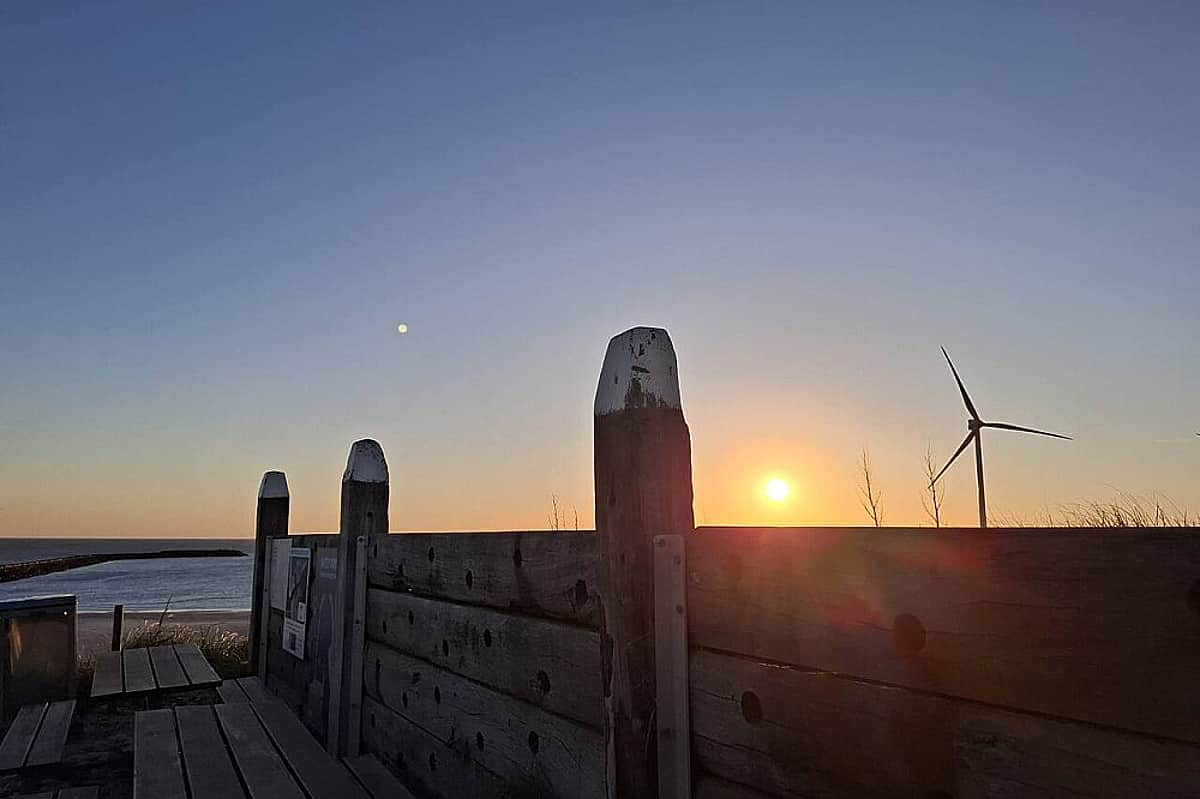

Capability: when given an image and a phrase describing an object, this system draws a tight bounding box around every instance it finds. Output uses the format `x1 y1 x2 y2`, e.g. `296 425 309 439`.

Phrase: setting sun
764 477 790 503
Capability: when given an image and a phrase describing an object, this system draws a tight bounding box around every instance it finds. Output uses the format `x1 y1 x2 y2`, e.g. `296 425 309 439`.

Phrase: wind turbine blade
930 432 975 486
941 347 980 420
982 421 1072 440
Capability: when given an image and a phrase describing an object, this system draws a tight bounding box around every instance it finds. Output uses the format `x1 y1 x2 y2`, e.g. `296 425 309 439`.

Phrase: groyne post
250 471 289 675
330 439 389 756
594 327 695 798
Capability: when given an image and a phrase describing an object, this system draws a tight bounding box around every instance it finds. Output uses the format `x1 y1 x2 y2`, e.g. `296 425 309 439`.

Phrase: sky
1 1 1197 537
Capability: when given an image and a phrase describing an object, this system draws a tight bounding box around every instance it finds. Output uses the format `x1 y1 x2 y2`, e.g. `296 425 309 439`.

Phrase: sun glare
764 477 790 503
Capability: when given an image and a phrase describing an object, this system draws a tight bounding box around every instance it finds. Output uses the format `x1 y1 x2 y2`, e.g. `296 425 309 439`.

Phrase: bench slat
91 651 124 697
134 709 187 799
217 681 250 704
252 694 370 799
176 644 221 687
215 703 304 799
234 676 271 705
123 648 156 694
149 646 189 690
58 788 102 799
24 699 75 767
175 706 244 799
0 702 47 770
343 754 417 799
14 792 54 799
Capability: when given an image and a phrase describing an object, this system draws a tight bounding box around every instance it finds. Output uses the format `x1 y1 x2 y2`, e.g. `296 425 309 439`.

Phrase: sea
0 538 255 612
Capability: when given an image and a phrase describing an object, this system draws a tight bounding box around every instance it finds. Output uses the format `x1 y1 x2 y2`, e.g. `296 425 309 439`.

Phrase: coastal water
0 538 255 611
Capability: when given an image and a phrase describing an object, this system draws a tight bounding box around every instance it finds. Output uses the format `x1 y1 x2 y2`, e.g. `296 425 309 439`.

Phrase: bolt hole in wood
382 619 388 634
465 569 473 588
513 548 523 567
427 546 435 563
476 732 485 750
527 730 540 754
893 613 927 654
411 671 421 685
408 610 414 624
536 669 551 694
375 659 380 685
373 542 378 557
370 713 376 728
442 639 449 656
429 753 437 772
402 691 408 708
434 686 441 704
483 629 492 647
398 561 405 577
574 579 588 606
740 691 763 724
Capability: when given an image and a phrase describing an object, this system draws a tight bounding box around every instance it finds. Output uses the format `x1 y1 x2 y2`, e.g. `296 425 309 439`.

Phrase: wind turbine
931 348 1072 528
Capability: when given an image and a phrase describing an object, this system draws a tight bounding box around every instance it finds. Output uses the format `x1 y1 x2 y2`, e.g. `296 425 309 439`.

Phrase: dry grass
122 622 249 678
996 491 1193 528
75 621 248 694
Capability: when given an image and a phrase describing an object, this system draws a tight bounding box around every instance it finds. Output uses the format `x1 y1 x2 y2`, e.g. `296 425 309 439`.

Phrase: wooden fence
248 325 1200 799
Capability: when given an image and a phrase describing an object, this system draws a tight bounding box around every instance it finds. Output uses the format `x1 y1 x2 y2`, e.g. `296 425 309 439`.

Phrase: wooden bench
14 789 99 799
218 677 414 799
91 644 220 698
135 696 375 799
0 700 76 772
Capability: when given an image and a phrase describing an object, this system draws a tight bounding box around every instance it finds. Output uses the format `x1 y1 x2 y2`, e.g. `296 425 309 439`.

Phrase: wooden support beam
653 535 690 799
594 326 695 799
331 439 389 757
250 471 289 675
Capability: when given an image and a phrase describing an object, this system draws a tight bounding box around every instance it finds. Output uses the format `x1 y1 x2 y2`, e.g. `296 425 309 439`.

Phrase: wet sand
77 609 250 656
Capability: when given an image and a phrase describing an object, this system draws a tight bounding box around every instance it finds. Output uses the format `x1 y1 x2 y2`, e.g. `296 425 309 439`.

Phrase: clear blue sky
2 1 1197 536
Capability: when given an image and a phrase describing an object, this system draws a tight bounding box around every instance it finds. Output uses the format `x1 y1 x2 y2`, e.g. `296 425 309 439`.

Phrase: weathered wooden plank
343 753 418 799
691 647 1200 798
235 676 272 705
364 641 604 799
58 787 102 799
366 588 602 728
688 526 1200 743
91 650 123 697
368 531 600 627
694 775 777 799
361 695 505 799
654 535 691 799
215 702 305 799
217 681 250 704
24 699 75 767
175 644 221 687
14 792 54 799
133 709 187 799
251 692 370 799
123 647 155 694
149 646 189 690
174 706 245 799
0 702 46 770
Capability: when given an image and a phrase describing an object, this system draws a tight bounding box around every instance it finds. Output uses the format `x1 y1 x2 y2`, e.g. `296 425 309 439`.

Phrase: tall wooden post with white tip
330 439 389 757
250 470 289 676
594 327 695 799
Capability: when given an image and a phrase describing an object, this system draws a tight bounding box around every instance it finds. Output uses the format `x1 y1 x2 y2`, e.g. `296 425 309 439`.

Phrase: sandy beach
77 609 249 656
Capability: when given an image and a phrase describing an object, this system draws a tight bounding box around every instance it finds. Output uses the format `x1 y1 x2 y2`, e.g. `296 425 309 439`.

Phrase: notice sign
283 547 311 659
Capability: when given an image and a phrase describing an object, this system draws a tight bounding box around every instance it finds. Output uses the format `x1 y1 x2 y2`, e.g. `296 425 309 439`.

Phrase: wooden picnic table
134 685 374 799
91 644 220 698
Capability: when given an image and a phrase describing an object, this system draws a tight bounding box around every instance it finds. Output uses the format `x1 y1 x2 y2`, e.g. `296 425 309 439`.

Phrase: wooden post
330 439 389 757
250 471 289 675
594 327 695 799
654 534 691 799
111 604 124 652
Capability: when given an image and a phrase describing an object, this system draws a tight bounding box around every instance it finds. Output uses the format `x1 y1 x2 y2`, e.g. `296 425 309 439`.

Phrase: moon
396 323 408 334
